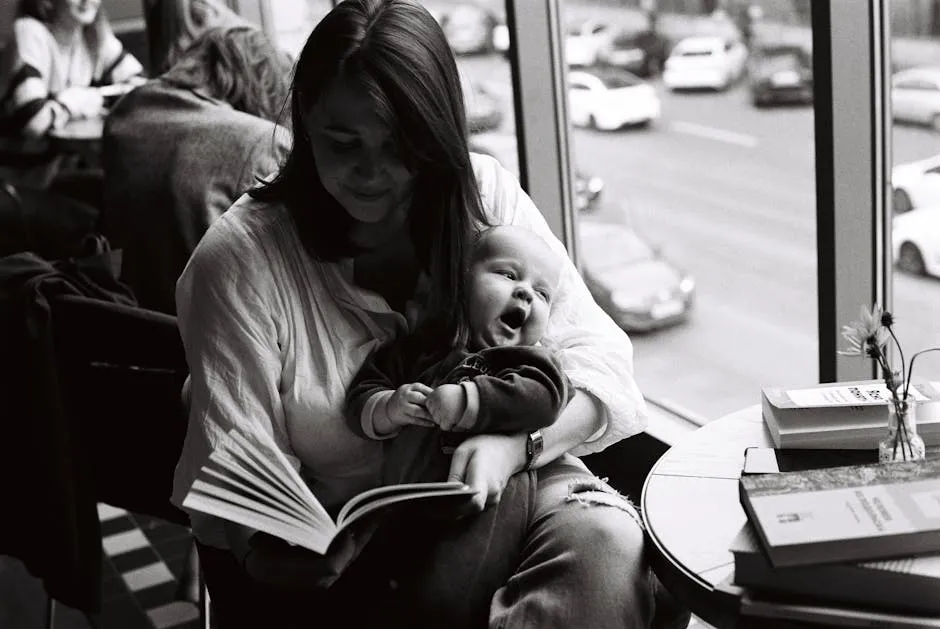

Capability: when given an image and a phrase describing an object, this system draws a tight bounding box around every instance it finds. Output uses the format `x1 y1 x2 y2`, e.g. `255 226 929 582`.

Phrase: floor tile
121 562 175 593
147 601 200 629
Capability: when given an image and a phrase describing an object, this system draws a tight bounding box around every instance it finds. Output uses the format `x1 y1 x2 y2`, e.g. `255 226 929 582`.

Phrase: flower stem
904 347 940 400
888 326 906 392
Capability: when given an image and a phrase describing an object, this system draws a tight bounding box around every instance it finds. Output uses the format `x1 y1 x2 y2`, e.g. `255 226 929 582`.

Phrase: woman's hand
242 523 377 590
447 433 527 512
55 87 105 120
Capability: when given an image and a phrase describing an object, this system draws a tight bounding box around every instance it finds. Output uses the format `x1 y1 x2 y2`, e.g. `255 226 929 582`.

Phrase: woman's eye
331 140 357 153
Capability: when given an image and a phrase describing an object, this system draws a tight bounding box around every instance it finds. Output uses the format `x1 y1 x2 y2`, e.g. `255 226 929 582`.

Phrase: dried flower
840 304 940 459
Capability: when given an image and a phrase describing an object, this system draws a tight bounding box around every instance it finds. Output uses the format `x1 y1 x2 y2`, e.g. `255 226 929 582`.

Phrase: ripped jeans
392 453 654 629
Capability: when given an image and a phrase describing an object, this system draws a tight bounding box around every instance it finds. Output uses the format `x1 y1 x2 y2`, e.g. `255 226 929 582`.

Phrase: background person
143 0 248 73
0 0 143 139
101 25 292 315
170 1 654 627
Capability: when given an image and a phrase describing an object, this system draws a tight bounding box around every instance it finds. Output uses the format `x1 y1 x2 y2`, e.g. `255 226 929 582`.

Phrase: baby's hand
386 382 435 428
55 87 105 119
426 384 467 431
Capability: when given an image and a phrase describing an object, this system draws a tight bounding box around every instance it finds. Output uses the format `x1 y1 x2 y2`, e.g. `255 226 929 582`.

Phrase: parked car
427 1 500 55
469 132 604 212
597 27 670 77
564 19 614 67
663 35 748 91
891 66 940 132
567 67 661 131
461 74 503 134
748 44 813 107
892 206 940 277
891 152 940 214
578 219 695 332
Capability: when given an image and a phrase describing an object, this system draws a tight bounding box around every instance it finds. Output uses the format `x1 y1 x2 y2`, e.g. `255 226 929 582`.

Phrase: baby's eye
536 288 552 301
500 270 516 280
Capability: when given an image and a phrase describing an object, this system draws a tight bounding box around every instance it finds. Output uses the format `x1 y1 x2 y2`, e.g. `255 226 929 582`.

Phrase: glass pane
422 1 518 176
889 0 940 393
563 0 818 423
264 0 335 57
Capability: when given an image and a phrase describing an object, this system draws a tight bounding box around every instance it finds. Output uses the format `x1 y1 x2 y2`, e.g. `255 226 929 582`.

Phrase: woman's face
304 77 416 229
56 0 101 27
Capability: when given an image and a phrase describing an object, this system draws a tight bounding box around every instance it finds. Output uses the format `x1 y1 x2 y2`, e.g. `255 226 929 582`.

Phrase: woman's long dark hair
251 0 490 342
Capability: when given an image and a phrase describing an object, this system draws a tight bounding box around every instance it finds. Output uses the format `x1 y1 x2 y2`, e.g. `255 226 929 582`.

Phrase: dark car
578 219 694 333
748 44 814 107
597 28 670 78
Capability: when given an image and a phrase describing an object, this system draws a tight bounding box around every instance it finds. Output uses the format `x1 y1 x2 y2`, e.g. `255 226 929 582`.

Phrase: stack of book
761 380 940 449
731 456 940 627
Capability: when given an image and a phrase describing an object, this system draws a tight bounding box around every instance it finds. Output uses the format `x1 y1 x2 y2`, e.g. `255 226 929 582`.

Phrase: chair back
50 293 190 526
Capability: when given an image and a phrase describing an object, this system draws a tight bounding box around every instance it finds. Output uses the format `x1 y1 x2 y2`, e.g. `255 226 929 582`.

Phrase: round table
641 405 770 629
48 116 104 167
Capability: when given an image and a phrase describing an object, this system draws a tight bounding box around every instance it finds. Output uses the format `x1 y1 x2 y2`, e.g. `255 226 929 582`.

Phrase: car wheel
892 188 913 214
898 242 926 276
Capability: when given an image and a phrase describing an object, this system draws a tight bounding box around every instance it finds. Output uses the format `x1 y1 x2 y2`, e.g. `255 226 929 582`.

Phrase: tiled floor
0 503 202 629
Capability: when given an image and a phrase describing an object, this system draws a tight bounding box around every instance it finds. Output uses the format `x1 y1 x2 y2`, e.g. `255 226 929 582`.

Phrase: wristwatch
525 430 544 470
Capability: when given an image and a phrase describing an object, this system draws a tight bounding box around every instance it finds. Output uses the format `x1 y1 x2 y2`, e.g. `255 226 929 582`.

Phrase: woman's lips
349 188 389 202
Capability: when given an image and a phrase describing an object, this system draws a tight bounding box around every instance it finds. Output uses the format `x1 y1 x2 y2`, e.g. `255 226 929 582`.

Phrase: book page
785 382 932 408
201 464 315 527
337 481 474 525
337 485 477 533
183 480 332 554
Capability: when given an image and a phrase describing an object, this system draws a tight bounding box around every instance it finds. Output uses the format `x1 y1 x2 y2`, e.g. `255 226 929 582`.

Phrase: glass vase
878 397 926 463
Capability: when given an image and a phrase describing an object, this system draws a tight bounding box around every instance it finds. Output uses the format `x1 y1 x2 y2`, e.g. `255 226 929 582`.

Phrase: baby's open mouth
500 307 527 330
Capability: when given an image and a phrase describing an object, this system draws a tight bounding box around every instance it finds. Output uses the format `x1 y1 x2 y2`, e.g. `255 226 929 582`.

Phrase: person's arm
472 153 649 457
171 204 302 558
430 346 569 434
96 25 144 85
7 18 71 136
345 333 434 439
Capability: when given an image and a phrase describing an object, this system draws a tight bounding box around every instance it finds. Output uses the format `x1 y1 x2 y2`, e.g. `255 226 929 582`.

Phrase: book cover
761 380 940 449
738 457 940 568
737 589 940 628
181 421 476 555
730 522 940 615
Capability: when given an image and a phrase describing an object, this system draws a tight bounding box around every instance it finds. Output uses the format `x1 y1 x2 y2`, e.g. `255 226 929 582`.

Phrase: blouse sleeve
471 153 649 456
170 204 300 513
96 31 143 84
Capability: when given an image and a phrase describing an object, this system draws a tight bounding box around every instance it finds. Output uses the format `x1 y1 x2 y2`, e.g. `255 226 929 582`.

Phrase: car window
894 77 939 91
580 225 653 269
596 72 639 89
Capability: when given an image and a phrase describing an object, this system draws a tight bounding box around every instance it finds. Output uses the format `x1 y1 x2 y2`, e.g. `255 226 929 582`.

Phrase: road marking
670 121 759 148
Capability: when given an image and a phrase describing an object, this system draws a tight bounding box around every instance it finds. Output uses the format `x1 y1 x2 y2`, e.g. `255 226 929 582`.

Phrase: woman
171 1 654 627
144 0 248 73
0 0 143 138
102 25 292 315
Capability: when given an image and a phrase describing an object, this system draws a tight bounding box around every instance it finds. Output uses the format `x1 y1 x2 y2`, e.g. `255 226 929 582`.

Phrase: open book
181 421 477 554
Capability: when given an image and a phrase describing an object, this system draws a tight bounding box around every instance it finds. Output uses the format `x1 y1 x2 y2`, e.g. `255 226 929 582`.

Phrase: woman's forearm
532 388 605 469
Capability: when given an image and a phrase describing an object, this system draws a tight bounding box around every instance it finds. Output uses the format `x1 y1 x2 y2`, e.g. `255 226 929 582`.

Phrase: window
559 0 818 424
889 0 940 391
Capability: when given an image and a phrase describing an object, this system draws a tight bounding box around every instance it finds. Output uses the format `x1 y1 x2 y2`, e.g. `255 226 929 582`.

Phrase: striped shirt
0 17 143 137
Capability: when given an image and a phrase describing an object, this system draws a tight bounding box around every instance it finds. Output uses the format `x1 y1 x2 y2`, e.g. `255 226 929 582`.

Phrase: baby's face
465 227 562 349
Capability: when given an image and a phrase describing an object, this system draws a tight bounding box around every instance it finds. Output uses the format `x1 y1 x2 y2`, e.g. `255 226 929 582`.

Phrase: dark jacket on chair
0 250 145 613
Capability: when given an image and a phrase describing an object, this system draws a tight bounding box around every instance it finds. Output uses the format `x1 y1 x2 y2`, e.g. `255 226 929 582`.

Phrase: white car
568 68 661 130
891 153 940 214
564 20 613 67
663 35 749 91
891 67 940 132
892 206 940 277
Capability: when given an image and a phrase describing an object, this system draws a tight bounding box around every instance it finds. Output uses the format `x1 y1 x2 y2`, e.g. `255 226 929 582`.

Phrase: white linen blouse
171 152 648 548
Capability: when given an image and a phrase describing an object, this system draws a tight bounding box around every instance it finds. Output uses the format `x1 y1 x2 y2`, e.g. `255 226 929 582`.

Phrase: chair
47 293 207 627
